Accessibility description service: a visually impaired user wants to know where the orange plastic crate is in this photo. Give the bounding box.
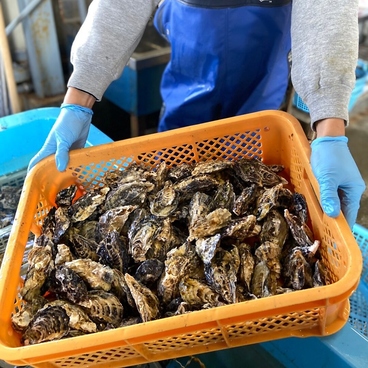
[0,110,362,367]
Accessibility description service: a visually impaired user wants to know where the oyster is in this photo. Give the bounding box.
[128,215,160,262]
[158,243,197,305]
[64,259,114,291]
[55,185,78,208]
[21,242,54,302]
[179,277,221,308]
[134,259,164,286]
[172,174,220,198]
[284,209,314,247]
[195,233,221,265]
[55,243,74,265]
[188,208,232,241]
[256,183,293,221]
[167,162,193,181]
[313,259,328,287]
[70,232,99,261]
[78,290,124,328]
[283,247,313,290]
[149,180,179,217]
[260,209,288,248]
[43,300,97,333]
[255,241,282,294]
[124,273,160,322]
[53,207,71,243]
[48,265,88,303]
[251,261,271,298]
[222,214,260,240]
[12,296,47,332]
[191,159,234,176]
[233,184,258,217]
[97,230,130,273]
[69,186,110,222]
[22,305,70,345]
[98,205,137,236]
[237,243,255,292]
[104,181,154,210]
[210,181,235,212]
[205,245,240,304]
[234,158,286,188]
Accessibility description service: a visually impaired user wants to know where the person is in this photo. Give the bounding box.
[28,0,366,229]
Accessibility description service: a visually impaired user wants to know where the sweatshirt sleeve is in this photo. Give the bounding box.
[291,0,359,128]
[67,0,161,101]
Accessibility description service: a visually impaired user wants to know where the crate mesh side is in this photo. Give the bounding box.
[40,309,321,368]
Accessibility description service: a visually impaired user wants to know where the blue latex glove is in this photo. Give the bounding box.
[311,136,366,229]
[28,103,93,172]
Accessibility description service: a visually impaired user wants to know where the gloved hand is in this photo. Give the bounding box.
[311,136,366,229]
[28,103,93,172]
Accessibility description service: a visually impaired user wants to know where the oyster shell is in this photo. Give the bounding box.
[44,300,97,333]
[70,232,99,261]
[260,209,288,248]
[222,214,260,240]
[64,259,114,291]
[104,181,154,210]
[237,243,255,292]
[69,186,110,222]
[195,233,221,265]
[233,184,258,217]
[97,230,130,273]
[48,265,88,303]
[283,247,313,290]
[158,243,197,305]
[251,260,271,298]
[256,183,293,221]
[55,185,78,208]
[21,242,54,302]
[179,277,221,308]
[134,258,164,286]
[191,159,234,176]
[205,245,240,304]
[284,209,314,247]
[149,180,179,217]
[234,158,286,188]
[124,273,160,322]
[78,290,124,328]
[22,305,70,345]
[188,208,232,241]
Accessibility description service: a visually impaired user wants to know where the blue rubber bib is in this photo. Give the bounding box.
[154,0,292,131]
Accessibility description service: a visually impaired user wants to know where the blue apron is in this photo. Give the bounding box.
[154,0,292,132]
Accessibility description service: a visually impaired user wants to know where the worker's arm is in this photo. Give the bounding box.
[28,0,160,172]
[291,1,366,228]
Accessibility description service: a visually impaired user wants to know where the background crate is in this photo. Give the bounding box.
[293,59,368,113]
[349,223,368,337]
[0,110,362,368]
[0,107,113,176]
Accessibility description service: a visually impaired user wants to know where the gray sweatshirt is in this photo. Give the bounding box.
[68,0,359,127]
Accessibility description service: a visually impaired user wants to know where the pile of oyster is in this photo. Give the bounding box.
[12,158,327,345]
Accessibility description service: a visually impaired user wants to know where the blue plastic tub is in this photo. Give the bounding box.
[0,107,113,177]
[349,223,368,337]
[294,59,368,113]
